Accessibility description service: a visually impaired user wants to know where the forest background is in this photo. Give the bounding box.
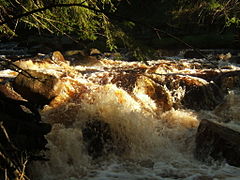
[0,0,239,60]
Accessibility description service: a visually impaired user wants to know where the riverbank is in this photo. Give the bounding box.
[0,33,240,63]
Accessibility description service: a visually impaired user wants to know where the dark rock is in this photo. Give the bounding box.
[0,92,51,150]
[103,68,224,111]
[182,81,224,110]
[134,75,173,111]
[63,49,100,66]
[214,70,240,92]
[0,82,24,101]
[195,119,240,167]
[0,90,51,179]
[229,56,240,64]
[184,50,205,59]
[0,86,40,122]
[142,74,224,110]
[64,49,85,57]
[111,72,139,92]
[82,120,113,159]
[156,49,181,57]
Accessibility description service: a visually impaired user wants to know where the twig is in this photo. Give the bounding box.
[0,122,18,150]
[0,57,40,81]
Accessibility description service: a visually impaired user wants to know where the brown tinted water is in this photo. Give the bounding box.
[2,58,240,180]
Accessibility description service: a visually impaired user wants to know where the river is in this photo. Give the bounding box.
[1,54,240,180]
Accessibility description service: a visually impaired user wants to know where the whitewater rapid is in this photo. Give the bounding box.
[2,57,240,180]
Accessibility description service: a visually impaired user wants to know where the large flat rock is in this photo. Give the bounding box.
[195,119,240,167]
[13,70,63,107]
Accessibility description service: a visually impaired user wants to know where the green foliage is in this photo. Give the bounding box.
[174,0,240,27]
[226,17,240,27]
[18,0,112,39]
[110,26,155,61]
[208,0,222,10]
[0,0,9,6]
[0,0,121,49]
[0,0,155,60]
[0,0,239,61]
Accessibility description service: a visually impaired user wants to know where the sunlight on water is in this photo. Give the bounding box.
[2,58,240,180]
[32,83,201,180]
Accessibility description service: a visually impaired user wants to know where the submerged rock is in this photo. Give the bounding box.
[195,119,240,167]
[82,120,113,158]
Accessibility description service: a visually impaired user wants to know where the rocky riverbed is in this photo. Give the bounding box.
[1,48,240,179]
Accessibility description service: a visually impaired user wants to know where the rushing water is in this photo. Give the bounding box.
[2,57,240,180]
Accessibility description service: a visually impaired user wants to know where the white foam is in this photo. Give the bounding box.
[16,58,239,180]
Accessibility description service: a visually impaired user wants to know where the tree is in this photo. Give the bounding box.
[173,0,240,30]
[0,0,159,60]
[0,0,123,50]
[0,0,239,60]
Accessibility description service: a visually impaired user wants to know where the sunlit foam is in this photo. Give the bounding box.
[9,58,239,180]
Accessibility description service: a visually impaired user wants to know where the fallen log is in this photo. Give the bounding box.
[195,119,240,167]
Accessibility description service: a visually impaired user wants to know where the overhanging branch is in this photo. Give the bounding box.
[0,2,99,26]
[0,2,208,60]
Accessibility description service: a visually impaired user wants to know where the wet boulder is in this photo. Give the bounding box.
[82,120,113,159]
[181,78,223,110]
[216,52,232,61]
[195,119,240,167]
[134,75,173,111]
[13,70,63,107]
[109,69,224,111]
[144,74,224,110]
[111,72,139,92]
[51,51,67,64]
[82,119,127,159]
[0,88,51,151]
[214,70,240,92]
[63,49,100,66]
[0,90,51,179]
